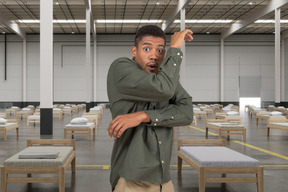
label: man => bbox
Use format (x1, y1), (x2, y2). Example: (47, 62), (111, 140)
(107, 25), (193, 192)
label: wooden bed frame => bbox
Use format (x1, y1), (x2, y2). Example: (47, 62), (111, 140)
(267, 116), (288, 136)
(27, 115), (40, 127)
(177, 139), (263, 192)
(205, 118), (246, 142)
(1, 139), (76, 192)
(64, 123), (96, 141)
(0, 119), (19, 141)
(5, 108), (20, 116)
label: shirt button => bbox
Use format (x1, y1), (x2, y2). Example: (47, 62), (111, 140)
(159, 141), (162, 144)
(174, 63), (176, 66)
(177, 52), (180, 55)
(161, 160), (164, 164)
(154, 123), (157, 126)
(181, 56), (183, 59)
(171, 116), (174, 119)
(155, 118), (158, 122)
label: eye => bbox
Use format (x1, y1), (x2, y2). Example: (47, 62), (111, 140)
(156, 49), (163, 53)
(143, 47), (150, 52)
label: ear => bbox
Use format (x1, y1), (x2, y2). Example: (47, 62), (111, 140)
(131, 46), (136, 58)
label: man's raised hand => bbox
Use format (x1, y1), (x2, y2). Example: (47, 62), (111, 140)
(169, 29), (193, 48)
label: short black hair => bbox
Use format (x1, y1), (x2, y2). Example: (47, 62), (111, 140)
(134, 25), (166, 47)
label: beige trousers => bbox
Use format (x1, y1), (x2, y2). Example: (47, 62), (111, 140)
(113, 178), (174, 192)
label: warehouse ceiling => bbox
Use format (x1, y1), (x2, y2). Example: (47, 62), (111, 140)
(0, 0), (288, 36)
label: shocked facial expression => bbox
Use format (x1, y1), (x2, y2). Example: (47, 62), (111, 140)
(131, 36), (165, 74)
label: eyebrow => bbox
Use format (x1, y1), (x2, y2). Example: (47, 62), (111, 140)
(142, 42), (165, 47)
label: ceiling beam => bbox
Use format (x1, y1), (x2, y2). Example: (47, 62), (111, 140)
(84, 0), (96, 38)
(0, 13), (26, 39)
(162, 0), (192, 32)
(221, 0), (288, 39)
(83, 0), (91, 10)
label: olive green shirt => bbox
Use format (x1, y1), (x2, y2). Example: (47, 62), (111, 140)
(107, 47), (193, 190)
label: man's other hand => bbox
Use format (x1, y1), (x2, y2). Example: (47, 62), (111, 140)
(169, 29), (193, 48)
(107, 111), (151, 139)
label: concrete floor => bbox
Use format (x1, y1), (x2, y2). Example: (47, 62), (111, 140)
(1, 107), (288, 192)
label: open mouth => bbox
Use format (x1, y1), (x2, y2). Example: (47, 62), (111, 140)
(148, 65), (156, 70)
(147, 62), (158, 72)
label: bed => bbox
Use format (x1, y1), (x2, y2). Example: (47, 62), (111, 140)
(16, 108), (33, 119)
(193, 108), (207, 120)
(206, 118), (246, 141)
(0, 112), (7, 119)
(177, 139), (263, 192)
(0, 119), (19, 141)
(256, 111), (283, 125)
(53, 108), (64, 119)
(81, 113), (99, 127)
(267, 116), (288, 136)
(5, 107), (20, 116)
(63, 107), (73, 115)
(64, 122), (96, 141)
(27, 114), (40, 127)
(1, 139), (76, 192)
(215, 111), (239, 119)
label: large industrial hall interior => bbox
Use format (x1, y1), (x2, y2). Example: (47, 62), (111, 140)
(1, 0), (288, 191)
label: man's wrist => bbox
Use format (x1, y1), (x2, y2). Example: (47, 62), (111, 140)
(136, 111), (151, 123)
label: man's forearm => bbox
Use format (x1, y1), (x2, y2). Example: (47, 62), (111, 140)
(107, 111), (151, 139)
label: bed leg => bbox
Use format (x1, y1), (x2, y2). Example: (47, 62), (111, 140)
(257, 167), (264, 192)
(58, 167), (65, 192)
(1, 167), (8, 192)
(221, 173), (226, 188)
(178, 156), (182, 174)
(199, 167), (206, 192)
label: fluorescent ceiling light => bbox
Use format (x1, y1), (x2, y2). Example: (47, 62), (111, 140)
(96, 20), (163, 23)
(56, 20), (86, 23)
(174, 19), (233, 23)
(255, 20), (288, 23)
(18, 20), (86, 23)
(98, 19), (233, 24)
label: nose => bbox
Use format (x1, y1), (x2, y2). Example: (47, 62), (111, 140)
(149, 49), (158, 60)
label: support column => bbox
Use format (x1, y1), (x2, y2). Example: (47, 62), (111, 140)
(4, 34), (7, 81)
(40, 0), (53, 135)
(22, 38), (27, 108)
(281, 37), (285, 103)
(275, 8), (281, 106)
(93, 23), (97, 106)
(180, 3), (185, 83)
(86, 7), (92, 112)
(220, 38), (224, 103)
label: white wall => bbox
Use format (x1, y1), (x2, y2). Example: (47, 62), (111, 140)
(27, 42), (40, 101)
(96, 45), (131, 101)
(184, 45), (220, 101)
(0, 40), (23, 101)
(0, 34), (286, 103)
(53, 43), (87, 101)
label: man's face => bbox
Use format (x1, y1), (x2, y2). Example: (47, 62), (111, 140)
(131, 36), (165, 74)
